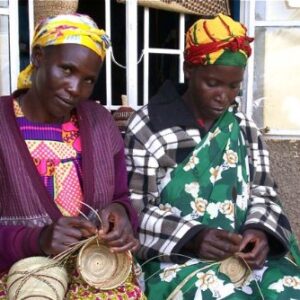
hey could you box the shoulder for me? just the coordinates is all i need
[127,104,151,133]
[234,110,262,139]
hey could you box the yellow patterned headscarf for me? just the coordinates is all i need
[18,14,110,89]
[185,14,253,67]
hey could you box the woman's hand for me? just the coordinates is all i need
[188,228,243,261]
[39,216,97,256]
[98,203,139,253]
[236,229,269,269]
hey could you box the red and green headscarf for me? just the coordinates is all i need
[185,13,254,67]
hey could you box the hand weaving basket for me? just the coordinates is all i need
[7,256,68,300]
[77,238,132,290]
[34,0,79,25]
[219,256,251,287]
[117,0,230,16]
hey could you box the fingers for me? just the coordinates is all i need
[236,229,269,269]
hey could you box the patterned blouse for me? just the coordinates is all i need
[13,99,83,216]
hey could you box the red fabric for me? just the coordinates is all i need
[184,36,254,65]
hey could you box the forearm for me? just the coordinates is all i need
[243,193,291,257]
[137,205,204,262]
[0,225,44,271]
[113,148,138,231]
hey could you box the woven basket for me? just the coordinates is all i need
[7,256,68,300]
[77,239,132,290]
[117,0,230,16]
[219,256,250,287]
[34,0,79,25]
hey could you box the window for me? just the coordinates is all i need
[242,0,300,137]
[0,0,19,95]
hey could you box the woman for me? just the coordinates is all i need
[0,14,144,299]
[125,14,300,299]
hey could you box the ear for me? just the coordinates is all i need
[31,45,45,68]
[183,61,195,80]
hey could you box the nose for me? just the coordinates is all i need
[67,77,81,98]
[215,90,229,104]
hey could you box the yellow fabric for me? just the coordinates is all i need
[185,13,252,65]
[18,14,110,89]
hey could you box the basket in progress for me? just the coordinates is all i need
[7,256,68,300]
[219,256,251,287]
[77,238,132,290]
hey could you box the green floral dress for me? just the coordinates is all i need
[141,108,300,300]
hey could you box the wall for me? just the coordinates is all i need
[266,139,300,241]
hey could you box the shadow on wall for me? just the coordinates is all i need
[266,139,300,242]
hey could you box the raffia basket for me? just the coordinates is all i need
[77,238,132,290]
[117,0,230,16]
[34,0,79,25]
[7,256,68,300]
[219,256,250,287]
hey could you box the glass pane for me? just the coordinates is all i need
[149,9,179,49]
[256,0,300,21]
[0,0,8,8]
[253,27,300,131]
[0,15,10,95]
[146,54,179,100]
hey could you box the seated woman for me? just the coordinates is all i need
[0,14,144,299]
[125,14,300,299]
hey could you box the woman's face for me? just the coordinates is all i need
[183,63,244,124]
[30,43,102,122]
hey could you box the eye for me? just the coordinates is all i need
[206,80,218,87]
[230,83,241,90]
[84,78,95,85]
[62,66,71,75]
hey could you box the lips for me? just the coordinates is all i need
[56,96,74,108]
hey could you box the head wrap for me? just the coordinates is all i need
[184,13,254,67]
[18,14,110,89]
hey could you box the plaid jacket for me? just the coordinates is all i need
[125,80,292,262]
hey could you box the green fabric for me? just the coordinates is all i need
[214,50,247,67]
[141,108,300,300]
[160,107,249,232]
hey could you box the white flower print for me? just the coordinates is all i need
[159,203,182,217]
[206,203,220,219]
[269,275,300,293]
[190,198,208,217]
[207,127,221,142]
[159,265,180,282]
[283,276,300,288]
[196,270,219,291]
[195,270,235,299]
[219,200,235,221]
[185,182,200,198]
[223,149,238,168]
[209,166,222,184]
[183,154,199,171]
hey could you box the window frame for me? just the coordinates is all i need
[240,0,300,138]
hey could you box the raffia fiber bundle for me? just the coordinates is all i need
[7,256,68,300]
[34,0,78,25]
[117,0,230,16]
[77,238,132,290]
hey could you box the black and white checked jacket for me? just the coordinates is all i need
[125,80,292,262]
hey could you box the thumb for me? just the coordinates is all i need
[98,209,110,235]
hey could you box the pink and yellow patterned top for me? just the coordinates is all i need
[13,99,83,217]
